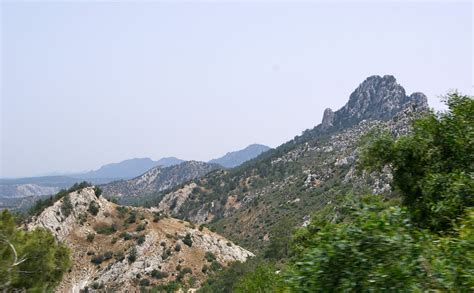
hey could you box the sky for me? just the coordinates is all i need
[1,1,472,178]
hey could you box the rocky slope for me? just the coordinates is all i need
[101,161,221,199]
[26,187,253,292]
[151,75,429,251]
[209,144,271,168]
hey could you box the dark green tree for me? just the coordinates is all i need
[0,210,71,291]
[360,93,473,232]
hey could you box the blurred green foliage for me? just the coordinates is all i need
[0,210,71,291]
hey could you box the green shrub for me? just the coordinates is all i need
[151,269,169,279]
[60,195,73,217]
[94,224,117,235]
[93,186,102,197]
[204,251,216,262]
[128,246,137,263]
[182,233,193,247]
[87,201,100,216]
[86,233,95,242]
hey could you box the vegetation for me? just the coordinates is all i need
[198,93,474,292]
[0,210,71,291]
[151,269,169,279]
[182,233,193,247]
[93,186,103,197]
[60,195,73,217]
[360,92,473,233]
[87,201,100,216]
[128,246,137,263]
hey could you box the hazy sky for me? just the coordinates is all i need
[1,1,472,178]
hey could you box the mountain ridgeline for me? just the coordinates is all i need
[145,75,429,250]
[209,144,271,168]
[76,157,184,180]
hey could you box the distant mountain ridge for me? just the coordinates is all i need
[76,157,184,179]
[101,161,221,198]
[0,157,184,200]
[209,144,271,168]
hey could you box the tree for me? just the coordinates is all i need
[360,93,473,232]
[286,198,474,292]
[0,210,71,291]
[263,217,294,260]
[234,263,283,293]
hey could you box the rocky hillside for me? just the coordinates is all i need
[150,75,429,251]
[26,187,253,292]
[209,144,271,168]
[101,161,221,199]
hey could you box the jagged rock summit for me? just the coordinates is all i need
[322,75,428,130]
[27,187,253,292]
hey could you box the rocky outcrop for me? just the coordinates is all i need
[26,187,253,292]
[321,108,335,130]
[156,183,198,215]
[332,75,428,129]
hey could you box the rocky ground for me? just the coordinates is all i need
[26,187,253,292]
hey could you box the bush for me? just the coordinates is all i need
[128,246,137,263]
[176,267,192,282]
[139,278,150,286]
[182,233,193,247]
[87,201,100,216]
[115,251,125,261]
[60,195,73,217]
[93,186,102,197]
[136,235,146,245]
[204,251,216,262]
[151,269,169,279]
[120,232,132,240]
[116,206,129,218]
[153,211,164,222]
[174,243,181,252]
[94,224,117,235]
[136,223,146,232]
[90,282,104,289]
[86,233,95,242]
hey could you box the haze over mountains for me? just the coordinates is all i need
[0,144,271,201]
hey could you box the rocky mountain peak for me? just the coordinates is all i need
[329,75,428,130]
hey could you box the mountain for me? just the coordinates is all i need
[78,157,184,180]
[148,75,429,251]
[209,144,271,168]
[26,186,253,291]
[0,158,184,200]
[0,176,82,199]
[101,161,221,199]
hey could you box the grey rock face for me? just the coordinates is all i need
[332,75,428,129]
[321,108,335,130]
